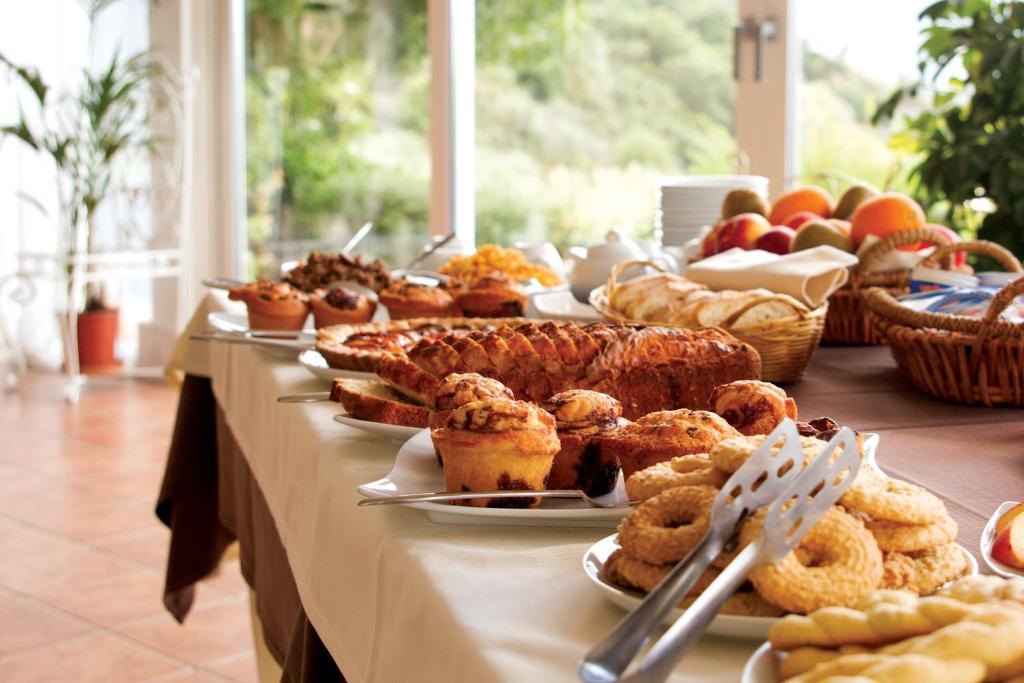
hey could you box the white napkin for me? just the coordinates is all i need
[684,247,859,308]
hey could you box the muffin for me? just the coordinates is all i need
[379,280,460,319]
[539,390,623,496]
[428,373,515,464]
[228,280,309,331]
[308,286,377,328]
[453,275,528,317]
[430,397,559,508]
[597,409,740,480]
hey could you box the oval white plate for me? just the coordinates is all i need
[357,429,630,527]
[299,349,377,382]
[208,311,316,336]
[981,501,1024,578]
[587,534,978,645]
[582,534,780,640]
[332,413,422,441]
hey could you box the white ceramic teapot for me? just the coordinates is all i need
[566,230,656,302]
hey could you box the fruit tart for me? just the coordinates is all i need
[228,280,309,331]
[430,397,559,508]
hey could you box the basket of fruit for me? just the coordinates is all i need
[591,259,827,383]
[863,240,1024,406]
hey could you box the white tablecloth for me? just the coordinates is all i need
[193,326,757,682]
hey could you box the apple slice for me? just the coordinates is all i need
[991,513,1024,570]
[996,501,1024,535]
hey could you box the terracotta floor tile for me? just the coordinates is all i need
[0,466,116,522]
[92,525,171,568]
[76,466,166,502]
[31,569,234,630]
[0,591,94,656]
[145,670,231,682]
[22,498,156,542]
[118,600,254,666]
[0,533,145,598]
[0,631,185,683]
[203,651,258,683]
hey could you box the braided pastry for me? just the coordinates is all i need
[768,594,985,650]
[785,652,985,683]
[938,574,1024,605]
[709,380,797,436]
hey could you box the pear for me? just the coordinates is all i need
[792,220,855,253]
[721,189,770,220]
[834,184,878,220]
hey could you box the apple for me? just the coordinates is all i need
[754,226,797,255]
[991,512,1024,570]
[782,211,823,231]
[701,223,723,258]
[997,501,1024,535]
[715,213,771,252]
[921,224,966,268]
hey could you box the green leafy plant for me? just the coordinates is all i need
[874,0,1024,256]
[0,0,166,310]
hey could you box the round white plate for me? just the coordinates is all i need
[980,501,1024,578]
[332,413,422,441]
[741,642,780,683]
[583,534,779,639]
[208,311,316,336]
[357,429,630,527]
[585,534,978,645]
[299,349,377,382]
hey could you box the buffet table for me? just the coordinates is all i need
[157,305,1024,682]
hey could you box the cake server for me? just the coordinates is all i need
[342,220,373,254]
[579,419,861,683]
[190,332,314,351]
[202,277,244,290]
[277,392,330,403]
[357,489,636,509]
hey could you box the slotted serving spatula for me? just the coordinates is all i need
[579,419,861,683]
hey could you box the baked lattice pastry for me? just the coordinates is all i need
[392,321,760,419]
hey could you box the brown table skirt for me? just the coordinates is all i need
[156,374,343,681]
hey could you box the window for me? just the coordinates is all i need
[474,0,739,248]
[244,0,431,276]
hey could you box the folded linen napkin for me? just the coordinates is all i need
[684,246,859,308]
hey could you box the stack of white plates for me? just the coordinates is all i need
[658,175,769,247]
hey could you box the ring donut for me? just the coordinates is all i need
[616,486,717,565]
[741,506,883,614]
[604,548,719,595]
[709,434,831,475]
[841,469,947,525]
[865,515,958,553]
[624,454,728,501]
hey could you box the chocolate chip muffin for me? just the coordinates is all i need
[540,390,623,496]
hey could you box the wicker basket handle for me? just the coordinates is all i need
[855,227,951,275]
[720,293,811,329]
[606,259,666,295]
[922,240,1023,273]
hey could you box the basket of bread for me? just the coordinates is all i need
[863,240,1024,407]
[591,260,826,384]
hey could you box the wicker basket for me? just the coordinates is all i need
[590,260,827,384]
[864,241,1024,406]
[824,227,971,346]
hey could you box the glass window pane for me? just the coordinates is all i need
[795,0,933,191]
[474,0,739,248]
[245,1,430,277]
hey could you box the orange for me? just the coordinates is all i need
[768,186,835,225]
[849,193,926,247]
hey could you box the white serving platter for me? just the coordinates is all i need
[531,288,604,322]
[357,429,631,527]
[332,413,422,441]
[299,349,376,382]
[980,501,1024,579]
[208,311,316,337]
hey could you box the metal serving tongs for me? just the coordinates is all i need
[579,419,861,683]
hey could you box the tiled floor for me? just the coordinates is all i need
[0,374,257,683]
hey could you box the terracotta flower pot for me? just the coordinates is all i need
[76,308,119,368]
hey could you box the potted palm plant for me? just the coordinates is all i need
[1,0,166,368]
